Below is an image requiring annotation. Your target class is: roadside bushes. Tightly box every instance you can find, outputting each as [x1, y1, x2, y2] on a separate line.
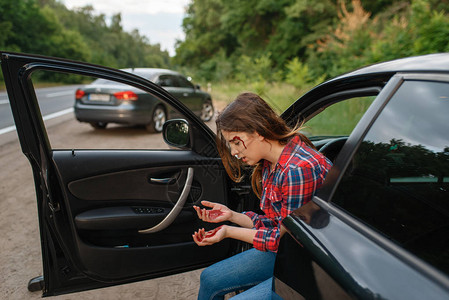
[184, 0, 449, 91]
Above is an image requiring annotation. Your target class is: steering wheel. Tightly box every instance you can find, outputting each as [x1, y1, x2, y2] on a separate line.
[319, 137, 348, 162]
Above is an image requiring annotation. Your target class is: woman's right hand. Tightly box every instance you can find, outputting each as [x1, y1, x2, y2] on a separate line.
[193, 200, 233, 223]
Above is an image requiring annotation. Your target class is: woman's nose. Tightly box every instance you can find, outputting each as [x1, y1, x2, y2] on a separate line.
[230, 146, 239, 157]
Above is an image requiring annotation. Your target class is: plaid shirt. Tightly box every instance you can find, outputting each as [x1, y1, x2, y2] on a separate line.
[244, 136, 332, 252]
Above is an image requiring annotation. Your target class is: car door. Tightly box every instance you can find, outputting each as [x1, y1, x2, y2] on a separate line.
[174, 75, 203, 115]
[274, 72, 449, 299]
[160, 74, 202, 116]
[1, 52, 250, 296]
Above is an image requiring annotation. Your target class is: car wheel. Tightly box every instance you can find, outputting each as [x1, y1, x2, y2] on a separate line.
[200, 100, 214, 122]
[146, 105, 166, 133]
[90, 122, 108, 129]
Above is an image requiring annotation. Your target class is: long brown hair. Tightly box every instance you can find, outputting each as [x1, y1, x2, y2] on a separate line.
[216, 92, 314, 197]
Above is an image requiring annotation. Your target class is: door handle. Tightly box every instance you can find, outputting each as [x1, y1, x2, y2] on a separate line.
[149, 177, 176, 184]
[183, 93, 189, 97]
[139, 167, 194, 234]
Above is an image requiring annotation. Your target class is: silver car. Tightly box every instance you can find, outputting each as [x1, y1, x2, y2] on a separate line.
[74, 68, 214, 132]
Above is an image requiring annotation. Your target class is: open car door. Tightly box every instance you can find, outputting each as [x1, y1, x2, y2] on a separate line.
[1, 52, 249, 296]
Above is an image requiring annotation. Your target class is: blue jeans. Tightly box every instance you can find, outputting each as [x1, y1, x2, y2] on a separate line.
[197, 248, 282, 300]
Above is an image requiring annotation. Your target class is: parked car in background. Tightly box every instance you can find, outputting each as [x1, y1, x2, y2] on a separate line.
[74, 68, 214, 132]
[1, 51, 448, 298]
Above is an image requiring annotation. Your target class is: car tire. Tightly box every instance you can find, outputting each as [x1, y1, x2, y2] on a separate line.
[90, 122, 108, 129]
[200, 99, 214, 122]
[146, 105, 166, 133]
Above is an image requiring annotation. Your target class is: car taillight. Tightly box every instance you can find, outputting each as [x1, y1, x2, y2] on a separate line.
[75, 89, 85, 100]
[114, 91, 138, 101]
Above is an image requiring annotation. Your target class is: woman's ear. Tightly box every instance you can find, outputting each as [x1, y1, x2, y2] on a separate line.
[254, 131, 265, 141]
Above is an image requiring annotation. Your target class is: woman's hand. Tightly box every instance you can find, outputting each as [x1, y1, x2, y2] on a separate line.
[193, 200, 233, 223]
[192, 225, 226, 246]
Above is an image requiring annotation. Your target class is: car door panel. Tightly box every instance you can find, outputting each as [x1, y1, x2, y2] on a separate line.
[50, 150, 232, 281]
[1, 52, 238, 296]
[275, 200, 449, 300]
[67, 166, 187, 201]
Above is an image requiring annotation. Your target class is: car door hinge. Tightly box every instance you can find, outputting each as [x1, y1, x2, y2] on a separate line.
[42, 169, 60, 213]
[48, 199, 60, 213]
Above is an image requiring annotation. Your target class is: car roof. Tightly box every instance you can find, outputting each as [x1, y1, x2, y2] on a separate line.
[335, 53, 449, 80]
[120, 68, 182, 79]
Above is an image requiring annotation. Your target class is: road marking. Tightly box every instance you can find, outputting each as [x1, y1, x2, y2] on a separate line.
[42, 108, 73, 120]
[0, 107, 74, 135]
[0, 125, 16, 135]
[46, 91, 74, 97]
[1, 89, 74, 104]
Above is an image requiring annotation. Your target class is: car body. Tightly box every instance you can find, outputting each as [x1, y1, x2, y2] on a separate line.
[74, 68, 214, 132]
[1, 52, 448, 299]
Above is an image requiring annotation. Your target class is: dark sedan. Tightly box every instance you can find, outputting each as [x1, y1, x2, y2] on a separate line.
[74, 68, 214, 132]
[1, 52, 448, 298]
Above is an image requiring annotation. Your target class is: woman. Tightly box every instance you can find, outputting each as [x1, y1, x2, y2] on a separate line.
[192, 92, 332, 299]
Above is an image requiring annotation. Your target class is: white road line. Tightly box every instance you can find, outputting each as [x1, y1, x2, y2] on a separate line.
[0, 107, 74, 135]
[0, 125, 16, 135]
[46, 91, 74, 97]
[42, 107, 73, 120]
[1, 88, 74, 103]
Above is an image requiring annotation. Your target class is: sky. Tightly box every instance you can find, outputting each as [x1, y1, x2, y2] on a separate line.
[63, 0, 191, 56]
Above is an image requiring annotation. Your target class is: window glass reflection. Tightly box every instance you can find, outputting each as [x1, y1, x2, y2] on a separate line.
[365, 81, 449, 153]
[332, 80, 449, 276]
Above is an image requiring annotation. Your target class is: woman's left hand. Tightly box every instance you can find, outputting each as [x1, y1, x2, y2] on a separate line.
[192, 225, 226, 246]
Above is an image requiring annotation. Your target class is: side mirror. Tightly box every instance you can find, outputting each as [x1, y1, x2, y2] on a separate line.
[163, 119, 190, 149]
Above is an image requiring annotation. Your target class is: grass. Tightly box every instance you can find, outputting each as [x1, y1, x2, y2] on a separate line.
[208, 81, 308, 114]
[208, 81, 375, 137]
[305, 96, 375, 136]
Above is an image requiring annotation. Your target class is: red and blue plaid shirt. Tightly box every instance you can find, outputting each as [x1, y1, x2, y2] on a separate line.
[244, 136, 332, 252]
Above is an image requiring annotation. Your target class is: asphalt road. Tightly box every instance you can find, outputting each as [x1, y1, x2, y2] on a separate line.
[0, 85, 80, 132]
[0, 96, 224, 299]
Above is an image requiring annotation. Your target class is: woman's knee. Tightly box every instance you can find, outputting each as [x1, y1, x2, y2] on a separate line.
[200, 266, 219, 287]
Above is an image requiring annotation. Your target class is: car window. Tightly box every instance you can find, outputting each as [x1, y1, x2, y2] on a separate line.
[176, 75, 194, 89]
[158, 75, 177, 87]
[91, 78, 120, 85]
[30, 70, 212, 150]
[305, 96, 375, 138]
[131, 71, 154, 81]
[331, 80, 449, 275]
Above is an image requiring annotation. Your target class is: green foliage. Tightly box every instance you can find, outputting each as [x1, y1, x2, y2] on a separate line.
[285, 57, 325, 90]
[173, 0, 228, 67]
[235, 53, 274, 83]
[176, 0, 339, 74]
[0, 0, 55, 52]
[2, 0, 449, 91]
[0, 0, 171, 84]
[411, 0, 449, 53]
[176, 0, 449, 85]
[210, 81, 300, 114]
[370, 0, 449, 62]
[48, 2, 171, 69]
